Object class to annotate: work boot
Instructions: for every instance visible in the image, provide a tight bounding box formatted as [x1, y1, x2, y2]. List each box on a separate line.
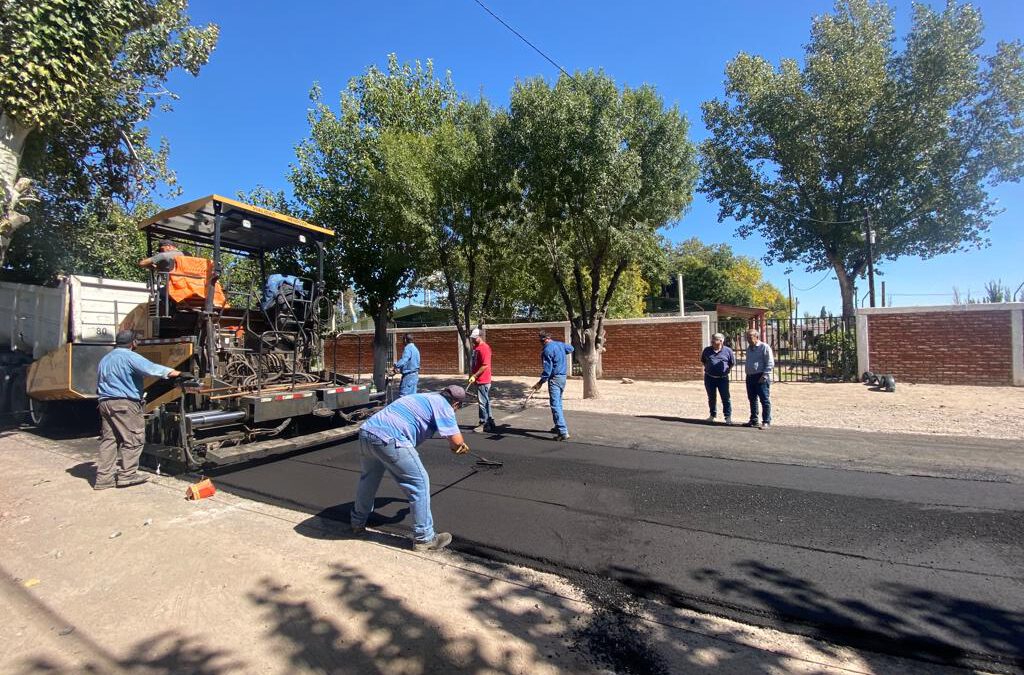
[549, 426, 559, 434]
[472, 424, 485, 433]
[705, 415, 716, 423]
[413, 532, 452, 552]
[724, 417, 734, 426]
[556, 433, 571, 442]
[742, 420, 759, 428]
[760, 422, 771, 430]
[116, 475, 149, 488]
[485, 419, 497, 432]
[350, 524, 366, 536]
[93, 481, 115, 491]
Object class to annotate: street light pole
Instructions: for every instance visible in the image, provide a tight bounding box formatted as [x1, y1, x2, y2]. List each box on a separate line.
[865, 214, 876, 308]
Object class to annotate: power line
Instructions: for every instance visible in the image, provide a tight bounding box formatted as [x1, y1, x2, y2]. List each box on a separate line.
[791, 272, 833, 291]
[470, 0, 573, 80]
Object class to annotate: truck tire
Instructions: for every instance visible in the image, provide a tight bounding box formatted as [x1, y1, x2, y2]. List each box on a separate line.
[29, 398, 53, 427]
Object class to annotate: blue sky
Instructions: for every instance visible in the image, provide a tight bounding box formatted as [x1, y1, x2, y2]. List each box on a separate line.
[148, 0, 1024, 314]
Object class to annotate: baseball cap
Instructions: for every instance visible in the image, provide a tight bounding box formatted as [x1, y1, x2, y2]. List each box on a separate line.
[538, 331, 551, 340]
[158, 239, 175, 248]
[469, 328, 481, 339]
[115, 329, 138, 346]
[442, 384, 467, 403]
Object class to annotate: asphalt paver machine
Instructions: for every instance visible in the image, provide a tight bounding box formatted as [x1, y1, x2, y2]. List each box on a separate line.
[138, 195, 381, 469]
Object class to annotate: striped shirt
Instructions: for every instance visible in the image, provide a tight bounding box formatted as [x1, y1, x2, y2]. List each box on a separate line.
[362, 392, 460, 448]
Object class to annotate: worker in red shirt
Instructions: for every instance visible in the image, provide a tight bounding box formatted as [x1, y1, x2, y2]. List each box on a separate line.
[467, 328, 496, 433]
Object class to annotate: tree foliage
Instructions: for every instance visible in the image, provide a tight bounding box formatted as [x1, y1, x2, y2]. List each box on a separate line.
[0, 0, 218, 270]
[508, 70, 697, 397]
[700, 0, 1024, 316]
[291, 55, 457, 388]
[666, 238, 789, 318]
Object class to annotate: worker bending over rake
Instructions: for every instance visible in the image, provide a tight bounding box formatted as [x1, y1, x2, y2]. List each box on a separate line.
[350, 385, 470, 551]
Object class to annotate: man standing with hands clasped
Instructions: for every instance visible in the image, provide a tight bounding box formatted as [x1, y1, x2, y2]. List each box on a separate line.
[467, 328, 495, 433]
[530, 331, 574, 441]
[393, 333, 420, 397]
[701, 332, 735, 425]
[743, 328, 774, 430]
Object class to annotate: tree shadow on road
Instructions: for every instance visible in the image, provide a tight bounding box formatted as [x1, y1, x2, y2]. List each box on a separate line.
[608, 560, 1023, 674]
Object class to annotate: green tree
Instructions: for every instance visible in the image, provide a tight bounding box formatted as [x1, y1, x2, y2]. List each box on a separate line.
[700, 0, 1024, 317]
[0, 0, 218, 268]
[665, 238, 789, 318]
[508, 71, 697, 398]
[291, 56, 456, 389]
[424, 98, 518, 370]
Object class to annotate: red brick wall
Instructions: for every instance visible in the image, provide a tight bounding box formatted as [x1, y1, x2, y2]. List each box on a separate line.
[601, 322, 705, 380]
[405, 331, 460, 374]
[483, 326, 554, 377]
[324, 334, 375, 375]
[867, 310, 1013, 385]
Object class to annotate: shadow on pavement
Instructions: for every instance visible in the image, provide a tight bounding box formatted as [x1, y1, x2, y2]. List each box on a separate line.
[607, 560, 1024, 674]
[64, 462, 95, 484]
[635, 414, 721, 426]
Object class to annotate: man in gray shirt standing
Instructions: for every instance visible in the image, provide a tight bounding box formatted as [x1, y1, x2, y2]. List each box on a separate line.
[743, 328, 774, 429]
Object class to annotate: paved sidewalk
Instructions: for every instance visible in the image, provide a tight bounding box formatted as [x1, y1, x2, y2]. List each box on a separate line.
[0, 431, 955, 674]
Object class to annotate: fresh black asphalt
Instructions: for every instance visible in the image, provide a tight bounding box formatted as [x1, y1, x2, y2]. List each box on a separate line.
[209, 414, 1024, 673]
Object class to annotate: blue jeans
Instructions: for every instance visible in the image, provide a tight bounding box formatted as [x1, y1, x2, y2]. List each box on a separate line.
[351, 432, 435, 543]
[398, 372, 418, 397]
[548, 375, 568, 435]
[745, 374, 772, 424]
[704, 375, 732, 418]
[476, 383, 494, 425]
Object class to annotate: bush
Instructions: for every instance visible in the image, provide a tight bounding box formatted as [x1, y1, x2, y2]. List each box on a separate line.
[815, 327, 857, 381]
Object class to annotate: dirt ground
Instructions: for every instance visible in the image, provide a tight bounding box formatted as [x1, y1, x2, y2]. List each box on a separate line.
[478, 376, 1024, 441]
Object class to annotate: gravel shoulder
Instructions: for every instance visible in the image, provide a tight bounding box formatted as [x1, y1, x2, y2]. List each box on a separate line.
[468, 376, 1024, 441]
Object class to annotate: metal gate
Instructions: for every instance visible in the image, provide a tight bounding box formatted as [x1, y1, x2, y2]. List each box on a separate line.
[711, 316, 857, 383]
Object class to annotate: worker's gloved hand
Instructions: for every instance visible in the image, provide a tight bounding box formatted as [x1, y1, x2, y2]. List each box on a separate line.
[174, 372, 196, 381]
[453, 442, 470, 455]
[760, 374, 770, 384]
[530, 383, 542, 392]
[467, 376, 476, 386]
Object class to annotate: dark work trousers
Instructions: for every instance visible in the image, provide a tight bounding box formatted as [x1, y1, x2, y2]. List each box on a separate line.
[703, 375, 731, 418]
[745, 374, 772, 424]
[96, 399, 146, 486]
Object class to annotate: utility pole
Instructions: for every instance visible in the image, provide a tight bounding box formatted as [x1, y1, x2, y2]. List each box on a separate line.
[677, 273, 685, 316]
[787, 278, 794, 320]
[881, 281, 886, 307]
[865, 214, 877, 308]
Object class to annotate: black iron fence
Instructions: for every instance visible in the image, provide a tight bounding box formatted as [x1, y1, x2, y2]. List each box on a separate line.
[711, 316, 857, 383]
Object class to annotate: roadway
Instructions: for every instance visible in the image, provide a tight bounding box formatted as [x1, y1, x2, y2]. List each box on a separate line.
[210, 409, 1024, 673]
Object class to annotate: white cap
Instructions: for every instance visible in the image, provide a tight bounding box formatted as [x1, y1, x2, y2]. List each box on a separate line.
[470, 328, 481, 339]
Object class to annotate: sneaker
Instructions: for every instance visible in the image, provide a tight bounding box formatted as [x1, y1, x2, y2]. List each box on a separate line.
[93, 481, 115, 491]
[724, 417, 734, 426]
[472, 425, 485, 433]
[556, 433, 571, 442]
[116, 475, 149, 488]
[350, 524, 366, 536]
[413, 532, 452, 552]
[760, 422, 771, 430]
[742, 420, 759, 428]
[705, 415, 716, 423]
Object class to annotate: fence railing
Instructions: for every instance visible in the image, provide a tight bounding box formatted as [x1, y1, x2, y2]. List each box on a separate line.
[712, 316, 857, 383]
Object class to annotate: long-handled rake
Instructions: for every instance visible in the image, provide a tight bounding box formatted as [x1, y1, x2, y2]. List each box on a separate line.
[467, 450, 503, 468]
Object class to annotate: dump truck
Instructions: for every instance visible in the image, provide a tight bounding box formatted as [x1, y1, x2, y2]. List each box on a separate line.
[0, 195, 383, 469]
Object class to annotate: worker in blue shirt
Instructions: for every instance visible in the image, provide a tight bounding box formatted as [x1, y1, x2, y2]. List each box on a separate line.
[393, 333, 421, 397]
[350, 385, 470, 551]
[94, 330, 187, 490]
[530, 331, 574, 441]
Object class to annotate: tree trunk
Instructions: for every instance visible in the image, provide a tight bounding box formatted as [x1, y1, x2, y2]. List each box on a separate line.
[578, 338, 600, 399]
[372, 311, 390, 392]
[833, 261, 856, 318]
[0, 110, 33, 267]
